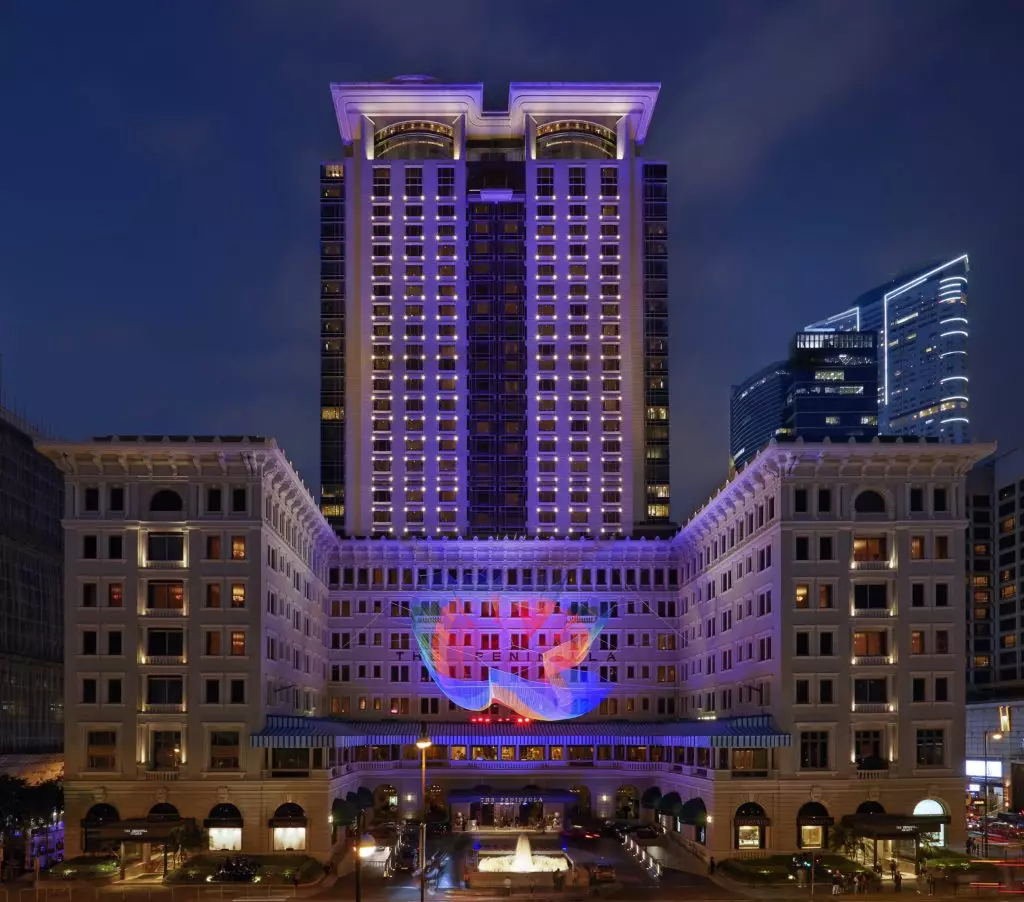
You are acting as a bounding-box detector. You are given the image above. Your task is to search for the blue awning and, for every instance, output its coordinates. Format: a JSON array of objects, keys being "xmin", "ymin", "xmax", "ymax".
[{"xmin": 249, "ymin": 714, "xmax": 790, "ymax": 749}]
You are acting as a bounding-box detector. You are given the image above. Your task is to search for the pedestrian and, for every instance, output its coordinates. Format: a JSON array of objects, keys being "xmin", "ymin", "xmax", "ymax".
[
  {"xmin": 893, "ymin": 871, "xmax": 902, "ymax": 894},
  {"xmin": 928, "ymin": 873, "xmax": 936, "ymax": 896},
  {"xmin": 832, "ymin": 871, "xmax": 842, "ymax": 895}
]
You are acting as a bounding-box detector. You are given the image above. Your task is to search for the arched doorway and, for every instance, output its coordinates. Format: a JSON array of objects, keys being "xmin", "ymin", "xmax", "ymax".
[
  {"xmin": 734, "ymin": 802, "xmax": 769, "ymax": 850},
  {"xmin": 373, "ymin": 784, "xmax": 398, "ymax": 818},
  {"xmin": 914, "ymin": 799, "xmax": 947, "ymax": 848},
  {"xmin": 569, "ymin": 785, "xmax": 591, "ymax": 820},
  {"xmin": 857, "ymin": 800, "xmax": 885, "ymax": 816},
  {"xmin": 640, "ymin": 786, "xmax": 662, "ymax": 812},
  {"xmin": 270, "ymin": 803, "xmax": 307, "ymax": 851},
  {"xmin": 616, "ymin": 785, "xmax": 640, "ymax": 820},
  {"xmin": 205, "ymin": 804, "xmax": 243, "ymax": 851},
  {"xmin": 797, "ymin": 802, "xmax": 832, "ymax": 850},
  {"xmin": 680, "ymin": 797, "xmax": 708, "ymax": 845}
]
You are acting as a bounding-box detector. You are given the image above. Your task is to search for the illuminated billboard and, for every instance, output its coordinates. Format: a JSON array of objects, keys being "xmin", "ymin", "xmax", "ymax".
[{"xmin": 410, "ymin": 597, "xmax": 609, "ymax": 721}]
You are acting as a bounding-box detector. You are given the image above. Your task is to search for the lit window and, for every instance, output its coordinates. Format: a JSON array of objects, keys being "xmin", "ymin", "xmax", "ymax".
[{"xmin": 230, "ymin": 584, "xmax": 246, "ymax": 608}]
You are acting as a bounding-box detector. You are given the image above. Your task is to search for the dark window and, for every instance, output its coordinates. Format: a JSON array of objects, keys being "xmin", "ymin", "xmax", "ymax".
[
  {"xmin": 82, "ymin": 583, "xmax": 98, "ymax": 608},
  {"xmin": 84, "ymin": 487, "xmax": 100, "ymax": 512},
  {"xmin": 854, "ymin": 583, "xmax": 888, "ymax": 609},
  {"xmin": 794, "ymin": 489, "xmax": 808, "ymax": 513},
  {"xmin": 107, "ymin": 631, "xmax": 122, "ymax": 655},
  {"xmin": 933, "ymin": 488, "xmax": 948, "ymax": 513},
  {"xmin": 935, "ymin": 677, "xmax": 949, "ymax": 702},
  {"xmin": 147, "ymin": 533, "xmax": 184, "ymax": 562},
  {"xmin": 146, "ymin": 676, "xmax": 184, "ymax": 705},
  {"xmin": 795, "ymin": 680, "xmax": 810, "ymax": 704},
  {"xmin": 82, "ymin": 631, "xmax": 98, "ymax": 655},
  {"xmin": 795, "ymin": 536, "xmax": 810, "ymax": 560},
  {"xmin": 82, "ymin": 679, "xmax": 97, "ymax": 704},
  {"xmin": 109, "ymin": 486, "xmax": 125, "ymax": 512},
  {"xmin": 207, "ymin": 488, "xmax": 222, "ymax": 512},
  {"xmin": 912, "ymin": 678, "xmax": 926, "ymax": 702},
  {"xmin": 935, "ymin": 584, "xmax": 950, "ymax": 607},
  {"xmin": 915, "ymin": 729, "xmax": 945, "ymax": 767},
  {"xmin": 854, "ymin": 678, "xmax": 887, "ymax": 704},
  {"xmin": 108, "ymin": 535, "xmax": 123, "ymax": 559},
  {"xmin": 819, "ymin": 536, "xmax": 834, "ymax": 560},
  {"xmin": 229, "ymin": 679, "xmax": 246, "ymax": 704},
  {"xmin": 149, "ymin": 489, "xmax": 184, "ymax": 512},
  {"xmin": 910, "ymin": 487, "xmax": 924, "ymax": 512},
  {"xmin": 817, "ymin": 489, "xmax": 831, "ymax": 513},
  {"xmin": 911, "ymin": 583, "xmax": 925, "ymax": 607},
  {"xmin": 107, "ymin": 679, "xmax": 122, "ymax": 704},
  {"xmin": 854, "ymin": 491, "xmax": 886, "ymax": 514},
  {"xmin": 800, "ymin": 731, "xmax": 829, "ymax": 769},
  {"xmin": 795, "ymin": 632, "xmax": 810, "ymax": 656},
  {"xmin": 819, "ymin": 633, "xmax": 834, "ymax": 656},
  {"xmin": 231, "ymin": 488, "xmax": 247, "ymax": 513},
  {"xmin": 83, "ymin": 535, "xmax": 98, "ymax": 559},
  {"xmin": 146, "ymin": 630, "xmax": 184, "ymax": 656},
  {"xmin": 204, "ymin": 679, "xmax": 220, "ymax": 704},
  {"xmin": 819, "ymin": 679, "xmax": 834, "ymax": 704}
]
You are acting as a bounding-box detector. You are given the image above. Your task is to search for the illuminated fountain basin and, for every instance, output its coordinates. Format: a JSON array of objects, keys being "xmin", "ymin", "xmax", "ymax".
[{"xmin": 478, "ymin": 834, "xmax": 570, "ymax": 874}]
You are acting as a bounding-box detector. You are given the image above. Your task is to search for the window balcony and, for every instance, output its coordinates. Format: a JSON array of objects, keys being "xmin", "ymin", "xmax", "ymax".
[
  {"xmin": 140, "ymin": 767, "xmax": 180, "ymax": 781},
  {"xmin": 852, "ymin": 655, "xmax": 893, "ymax": 666},
  {"xmin": 851, "ymin": 607, "xmax": 895, "ymax": 619},
  {"xmin": 139, "ymin": 703, "xmax": 186, "ymax": 714},
  {"xmin": 140, "ymin": 607, "xmax": 187, "ymax": 618},
  {"xmin": 140, "ymin": 655, "xmax": 186, "ymax": 666},
  {"xmin": 856, "ymin": 768, "xmax": 890, "ymax": 779}
]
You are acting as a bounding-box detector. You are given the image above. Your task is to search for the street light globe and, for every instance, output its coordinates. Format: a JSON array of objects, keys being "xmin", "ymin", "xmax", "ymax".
[
  {"xmin": 992, "ymin": 732, "xmax": 1004, "ymax": 740},
  {"xmin": 416, "ymin": 724, "xmax": 433, "ymax": 750},
  {"xmin": 358, "ymin": 835, "xmax": 376, "ymax": 859}
]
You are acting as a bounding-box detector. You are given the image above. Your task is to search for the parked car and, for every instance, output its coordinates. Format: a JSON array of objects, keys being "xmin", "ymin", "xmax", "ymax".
[
  {"xmin": 394, "ymin": 849, "xmax": 417, "ymax": 872},
  {"xmin": 594, "ymin": 864, "xmax": 617, "ymax": 882},
  {"xmin": 633, "ymin": 826, "xmax": 659, "ymax": 840}
]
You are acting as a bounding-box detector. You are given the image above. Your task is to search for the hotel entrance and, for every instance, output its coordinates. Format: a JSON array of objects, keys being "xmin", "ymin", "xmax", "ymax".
[{"xmin": 450, "ymin": 787, "xmax": 574, "ymax": 832}]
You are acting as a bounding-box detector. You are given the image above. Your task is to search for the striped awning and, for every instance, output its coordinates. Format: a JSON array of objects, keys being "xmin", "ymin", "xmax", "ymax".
[{"xmin": 250, "ymin": 714, "xmax": 790, "ymax": 750}]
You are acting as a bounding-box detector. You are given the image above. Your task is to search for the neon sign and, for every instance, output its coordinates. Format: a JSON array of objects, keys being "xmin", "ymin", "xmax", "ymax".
[{"xmin": 410, "ymin": 597, "xmax": 609, "ymax": 721}]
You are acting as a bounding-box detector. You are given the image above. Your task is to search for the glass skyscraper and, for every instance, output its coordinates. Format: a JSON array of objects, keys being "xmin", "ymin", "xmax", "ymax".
[{"xmin": 806, "ymin": 255, "xmax": 970, "ymax": 442}]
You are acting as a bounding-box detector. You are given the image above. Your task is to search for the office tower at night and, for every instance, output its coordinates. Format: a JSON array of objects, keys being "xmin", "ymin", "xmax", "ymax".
[
  {"xmin": 0, "ymin": 406, "xmax": 63, "ymax": 760},
  {"xmin": 806, "ymin": 255, "xmax": 970, "ymax": 442},
  {"xmin": 729, "ymin": 332, "xmax": 877, "ymax": 470},
  {"xmin": 319, "ymin": 78, "xmax": 670, "ymax": 539}
]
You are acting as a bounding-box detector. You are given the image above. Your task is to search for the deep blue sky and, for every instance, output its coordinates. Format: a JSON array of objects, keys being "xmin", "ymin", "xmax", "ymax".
[{"xmin": 3, "ymin": 1, "xmax": 1023, "ymax": 519}]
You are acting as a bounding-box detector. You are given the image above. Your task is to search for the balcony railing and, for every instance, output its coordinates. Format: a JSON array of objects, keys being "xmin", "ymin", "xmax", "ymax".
[
  {"xmin": 850, "ymin": 559, "xmax": 896, "ymax": 571},
  {"xmin": 140, "ymin": 607, "xmax": 187, "ymax": 618},
  {"xmin": 857, "ymin": 769, "xmax": 890, "ymax": 779},
  {"xmin": 851, "ymin": 702, "xmax": 894, "ymax": 714},
  {"xmin": 851, "ymin": 607, "xmax": 894, "ymax": 618},
  {"xmin": 337, "ymin": 758, "xmax": 680, "ymax": 774},
  {"xmin": 140, "ymin": 768, "xmax": 180, "ymax": 780},
  {"xmin": 139, "ymin": 703, "xmax": 186, "ymax": 714},
  {"xmin": 141, "ymin": 655, "xmax": 186, "ymax": 666},
  {"xmin": 852, "ymin": 655, "xmax": 892, "ymax": 666}
]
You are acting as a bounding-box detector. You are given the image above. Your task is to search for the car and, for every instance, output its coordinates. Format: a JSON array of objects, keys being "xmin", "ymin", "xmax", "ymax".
[
  {"xmin": 633, "ymin": 826, "xmax": 659, "ymax": 840},
  {"xmin": 394, "ymin": 849, "xmax": 417, "ymax": 873},
  {"xmin": 562, "ymin": 824, "xmax": 601, "ymax": 840},
  {"xmin": 594, "ymin": 864, "xmax": 617, "ymax": 882}
]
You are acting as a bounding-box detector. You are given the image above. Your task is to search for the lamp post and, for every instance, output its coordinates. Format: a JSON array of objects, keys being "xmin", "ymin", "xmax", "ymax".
[
  {"xmin": 983, "ymin": 731, "xmax": 1003, "ymax": 857},
  {"xmin": 416, "ymin": 725, "xmax": 433, "ymax": 902},
  {"xmin": 354, "ymin": 810, "xmax": 375, "ymax": 902}
]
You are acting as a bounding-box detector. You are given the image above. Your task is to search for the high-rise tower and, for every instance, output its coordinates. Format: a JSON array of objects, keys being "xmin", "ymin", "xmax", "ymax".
[
  {"xmin": 319, "ymin": 78, "xmax": 671, "ymax": 539},
  {"xmin": 806, "ymin": 255, "xmax": 970, "ymax": 442}
]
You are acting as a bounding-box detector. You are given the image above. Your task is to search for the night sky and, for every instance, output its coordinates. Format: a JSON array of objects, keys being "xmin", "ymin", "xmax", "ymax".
[{"xmin": 4, "ymin": 1, "xmax": 1023, "ymax": 520}]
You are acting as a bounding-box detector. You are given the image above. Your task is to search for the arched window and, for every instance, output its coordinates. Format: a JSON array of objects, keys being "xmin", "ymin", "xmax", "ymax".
[
  {"xmin": 854, "ymin": 490, "xmax": 887, "ymax": 514},
  {"xmin": 147, "ymin": 802, "xmax": 180, "ymax": 822},
  {"xmin": 205, "ymin": 803, "xmax": 243, "ymax": 851},
  {"xmin": 914, "ymin": 799, "xmax": 948, "ymax": 848},
  {"xmin": 856, "ymin": 800, "xmax": 885, "ymax": 815},
  {"xmin": 83, "ymin": 803, "xmax": 120, "ymax": 824},
  {"xmin": 735, "ymin": 802, "xmax": 768, "ymax": 850},
  {"xmin": 797, "ymin": 802, "xmax": 832, "ymax": 849},
  {"xmin": 150, "ymin": 489, "xmax": 184, "ymax": 512},
  {"xmin": 270, "ymin": 802, "xmax": 306, "ymax": 852}
]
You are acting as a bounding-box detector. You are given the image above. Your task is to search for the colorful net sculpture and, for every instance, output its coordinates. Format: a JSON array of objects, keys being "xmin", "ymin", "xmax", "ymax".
[{"xmin": 410, "ymin": 597, "xmax": 610, "ymax": 721}]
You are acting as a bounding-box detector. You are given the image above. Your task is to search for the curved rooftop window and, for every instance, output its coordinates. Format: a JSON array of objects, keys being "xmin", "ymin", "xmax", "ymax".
[
  {"xmin": 536, "ymin": 120, "xmax": 616, "ymax": 159},
  {"xmin": 374, "ymin": 121, "xmax": 454, "ymax": 160}
]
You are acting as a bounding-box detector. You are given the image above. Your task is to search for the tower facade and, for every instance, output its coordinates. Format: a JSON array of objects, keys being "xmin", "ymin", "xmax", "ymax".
[{"xmin": 320, "ymin": 79, "xmax": 671, "ymax": 538}]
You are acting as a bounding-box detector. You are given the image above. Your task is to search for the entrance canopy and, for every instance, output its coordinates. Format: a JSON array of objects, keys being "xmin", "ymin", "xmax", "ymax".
[
  {"xmin": 448, "ymin": 787, "xmax": 576, "ymax": 804},
  {"xmin": 840, "ymin": 813, "xmax": 950, "ymax": 839}
]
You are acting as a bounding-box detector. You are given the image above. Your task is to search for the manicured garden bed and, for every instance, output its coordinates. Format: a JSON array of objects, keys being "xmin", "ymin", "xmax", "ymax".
[
  {"xmin": 167, "ymin": 854, "xmax": 324, "ymax": 885},
  {"xmin": 45, "ymin": 856, "xmax": 119, "ymax": 880},
  {"xmin": 719, "ymin": 853, "xmax": 867, "ymax": 884}
]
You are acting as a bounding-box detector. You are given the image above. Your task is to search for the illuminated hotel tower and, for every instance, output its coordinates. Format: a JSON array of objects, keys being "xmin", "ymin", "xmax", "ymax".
[
  {"xmin": 319, "ymin": 78, "xmax": 670, "ymax": 539},
  {"xmin": 806, "ymin": 255, "xmax": 970, "ymax": 442}
]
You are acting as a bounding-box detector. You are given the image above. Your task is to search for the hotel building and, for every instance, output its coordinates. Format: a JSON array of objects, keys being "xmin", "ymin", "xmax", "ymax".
[
  {"xmin": 47, "ymin": 434, "xmax": 988, "ymax": 862},
  {"xmin": 44, "ymin": 79, "xmax": 993, "ymax": 869},
  {"xmin": 319, "ymin": 78, "xmax": 671, "ymax": 539},
  {"xmin": 806, "ymin": 255, "xmax": 971, "ymax": 443}
]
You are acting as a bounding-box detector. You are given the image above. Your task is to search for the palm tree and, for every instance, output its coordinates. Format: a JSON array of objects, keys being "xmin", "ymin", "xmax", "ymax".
[{"xmin": 829, "ymin": 823, "xmax": 870, "ymax": 864}]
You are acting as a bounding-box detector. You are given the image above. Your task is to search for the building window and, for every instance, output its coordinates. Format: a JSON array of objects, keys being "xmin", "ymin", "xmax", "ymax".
[
  {"xmin": 107, "ymin": 678, "xmax": 122, "ymax": 704},
  {"xmin": 935, "ymin": 535, "xmax": 950, "ymax": 559},
  {"xmin": 108, "ymin": 583, "xmax": 123, "ymax": 607},
  {"xmin": 147, "ymin": 581, "xmax": 184, "ymax": 610},
  {"xmin": 935, "ymin": 584, "xmax": 950, "ymax": 607},
  {"xmin": 819, "ymin": 536, "xmax": 834, "ymax": 560},
  {"xmin": 86, "ymin": 730, "xmax": 117, "ymax": 770},
  {"xmin": 818, "ymin": 584, "xmax": 834, "ymax": 609},
  {"xmin": 933, "ymin": 488, "xmax": 948, "ymax": 513},
  {"xmin": 109, "ymin": 486, "xmax": 125, "ymax": 512},
  {"xmin": 795, "ymin": 680, "xmax": 810, "ymax": 704},
  {"xmin": 230, "ymin": 631, "xmax": 246, "ymax": 656},
  {"xmin": 910, "ymin": 536, "xmax": 924, "ymax": 560},
  {"xmin": 229, "ymin": 679, "xmax": 246, "ymax": 704},
  {"xmin": 108, "ymin": 535, "xmax": 123, "ymax": 559},
  {"xmin": 210, "ymin": 730, "xmax": 240, "ymax": 770},
  {"xmin": 819, "ymin": 679, "xmax": 834, "ymax": 704},
  {"xmin": 794, "ymin": 489, "xmax": 808, "ymax": 513},
  {"xmin": 935, "ymin": 677, "xmax": 949, "ymax": 702},
  {"xmin": 795, "ymin": 585, "xmax": 809, "ymax": 609},
  {"xmin": 915, "ymin": 729, "xmax": 945, "ymax": 767},
  {"xmin": 800, "ymin": 731, "xmax": 829, "ymax": 769},
  {"xmin": 231, "ymin": 536, "xmax": 246, "ymax": 560},
  {"xmin": 147, "ymin": 533, "xmax": 184, "ymax": 562},
  {"xmin": 231, "ymin": 584, "xmax": 246, "ymax": 608},
  {"xmin": 82, "ymin": 583, "xmax": 98, "ymax": 608},
  {"xmin": 911, "ymin": 583, "xmax": 925, "ymax": 607},
  {"xmin": 204, "ymin": 679, "xmax": 220, "ymax": 704},
  {"xmin": 795, "ymin": 536, "xmax": 810, "ymax": 560},
  {"xmin": 83, "ymin": 535, "xmax": 98, "ymax": 559},
  {"xmin": 818, "ymin": 489, "xmax": 832, "ymax": 513},
  {"xmin": 207, "ymin": 487, "xmax": 222, "ymax": 512},
  {"xmin": 910, "ymin": 631, "xmax": 926, "ymax": 655},
  {"xmin": 206, "ymin": 583, "xmax": 221, "ymax": 608},
  {"xmin": 853, "ymin": 583, "xmax": 887, "ymax": 610},
  {"xmin": 231, "ymin": 488, "xmax": 247, "ymax": 513},
  {"xmin": 795, "ymin": 632, "xmax": 810, "ymax": 656},
  {"xmin": 912, "ymin": 678, "xmax": 926, "ymax": 702}
]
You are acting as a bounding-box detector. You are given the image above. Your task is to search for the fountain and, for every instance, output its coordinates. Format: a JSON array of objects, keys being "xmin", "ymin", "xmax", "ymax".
[{"xmin": 477, "ymin": 833, "xmax": 570, "ymax": 874}]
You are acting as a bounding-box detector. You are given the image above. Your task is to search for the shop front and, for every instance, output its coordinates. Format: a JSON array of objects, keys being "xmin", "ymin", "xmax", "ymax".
[{"xmin": 448, "ymin": 787, "xmax": 573, "ymax": 831}]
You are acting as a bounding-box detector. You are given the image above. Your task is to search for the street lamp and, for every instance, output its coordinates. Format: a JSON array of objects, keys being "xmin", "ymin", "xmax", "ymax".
[
  {"xmin": 416, "ymin": 725, "xmax": 433, "ymax": 902},
  {"xmin": 983, "ymin": 731, "xmax": 1004, "ymax": 857}
]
